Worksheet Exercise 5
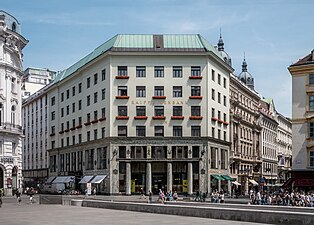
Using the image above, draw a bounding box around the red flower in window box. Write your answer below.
[152,116,166,120]
[59,131,64,134]
[211,117,218,121]
[70,127,76,131]
[189,76,203,79]
[189,116,203,120]
[171,116,184,120]
[115,75,129,79]
[134,116,148,120]
[223,121,229,125]
[64,129,70,132]
[218,119,224,123]
[91,119,99,124]
[152,96,166,99]
[98,117,106,122]
[84,122,91,126]
[189,96,203,99]
[76,125,82,129]
[116,96,129,99]
[116,116,129,120]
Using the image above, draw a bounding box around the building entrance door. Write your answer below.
[152,173,166,194]
[0,166,4,190]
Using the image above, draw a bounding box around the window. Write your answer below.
[102,127,106,138]
[191,106,201,116]
[72,136,75,145]
[310,151,314,167]
[118,106,127,116]
[102,69,106,80]
[66,105,69,115]
[191,126,201,137]
[310,74,314,85]
[212,89,215,100]
[78,117,82,125]
[94,73,98,85]
[51,97,55,106]
[223,95,227,106]
[155,126,164,136]
[87,95,90,106]
[61,93,64,102]
[218,92,221,103]
[136,66,146,77]
[191,66,201,76]
[51,126,55,134]
[173,86,182,97]
[223,78,226,88]
[87,77,91,88]
[154,106,164,116]
[218,129,221,139]
[309,95,314,111]
[309,122,314,138]
[72,103,75,113]
[101,107,106,118]
[118,86,128,96]
[173,106,182,116]
[218,74,221,85]
[173,66,182,78]
[218,111,221,120]
[94,110,98,120]
[223,113,227,122]
[224,131,227,141]
[66,121,70,129]
[136,126,146,137]
[87,131,91,141]
[78,100,82,110]
[173,126,182,137]
[61,108,64,117]
[118,126,127,136]
[51,111,55,120]
[66,89,70,99]
[87,113,91,123]
[136,86,146,97]
[94,129,98,140]
[78,134,82,144]
[211,147,217,169]
[94,92,98,103]
[212,69,215,81]
[136,106,146,116]
[78,83,82,93]
[72,86,75,96]
[102,88,106,100]
[118,66,128,76]
[61,123,64,131]
[211,108,215,117]
[154,86,164,96]
[154,66,164,77]
[191,86,201,96]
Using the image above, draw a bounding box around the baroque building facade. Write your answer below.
[0,11,28,194]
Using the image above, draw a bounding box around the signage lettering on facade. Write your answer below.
[131,100,187,105]
[0,157,14,163]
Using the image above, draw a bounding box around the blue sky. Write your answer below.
[2,0,314,117]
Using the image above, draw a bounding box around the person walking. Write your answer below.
[148,190,152,203]
[16,190,22,205]
[28,188,34,204]
[139,187,146,199]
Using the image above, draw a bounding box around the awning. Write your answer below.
[221,175,233,181]
[46,176,56,184]
[79,175,94,184]
[90,175,107,184]
[249,179,259,186]
[52,176,75,184]
[232,181,241,186]
[211,175,224,180]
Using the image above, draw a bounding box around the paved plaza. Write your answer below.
[0,199,272,225]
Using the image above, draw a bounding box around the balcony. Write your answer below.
[189,96,203,99]
[171,116,184,120]
[134,116,148,120]
[189,116,203,120]
[115,75,129,79]
[152,96,166,99]
[70,127,76,131]
[91,119,99,124]
[116,116,129,120]
[84,122,91,126]
[223,121,229,125]
[98,117,106,122]
[75,125,83,129]
[116,96,129,99]
[64,129,70,133]
[152,116,166,120]
[218,119,224,124]
[211,117,218,121]
[189,76,203,79]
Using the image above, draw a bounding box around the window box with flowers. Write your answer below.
[84,122,91,126]
[59,131,64,134]
[189,76,203,79]
[116,116,129,120]
[152,116,166,120]
[50,133,55,137]
[134,116,148,120]
[189,96,203,99]
[116,96,129,99]
[211,117,218,121]
[218,119,224,124]
[152,96,166,99]
[64,129,70,133]
[115,75,129,79]
[98,117,106,122]
[189,116,203,120]
[91,119,98,124]
[70,127,76,131]
[171,116,184,120]
[223,121,229,125]
[76,125,83,129]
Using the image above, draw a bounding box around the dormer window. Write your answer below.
[12,22,16,32]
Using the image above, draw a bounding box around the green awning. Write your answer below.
[211,175,224,180]
[221,175,233,181]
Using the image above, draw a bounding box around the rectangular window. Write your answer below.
[309,122,314,138]
[309,95,314,111]
[87,113,91,123]
[51,126,55,134]
[154,86,164,96]
[211,147,217,169]
[221,149,227,169]
[94,92,98,103]
[212,89,215,100]
[94,110,98,120]
[310,151,314,167]
[224,131,227,141]
[211,108,215,118]
[136,66,146,77]
[78,134,82,144]
[94,129,98,140]
[173,126,182,137]
[51,97,55,106]
[87,131,90,141]
[101,107,106,118]
[101,127,106,138]
[87,77,90,88]
[66,89,70,99]
[223,78,226,88]
[51,111,55,120]
[61,123,64,131]
[66,105,69,115]
[94,73,98,85]
[66,121,70,129]
[154,126,164,136]
[102,69,106,81]
[78,83,82,93]
[102,88,106,100]
[136,126,146,137]
[173,106,182,116]
[78,117,82,126]
[154,106,164,116]
[154,66,164,77]
[118,106,127,116]
[136,106,146,116]
[72,136,75,145]
[310,74,314,85]
[212,127,215,138]
[191,106,201,116]
[191,66,201,76]
[212,69,215,81]
[118,66,128,76]
[218,74,221,85]
[136,86,146,97]
[173,66,182,78]
[223,95,227,106]
[78,100,82,110]
[72,119,75,128]
[218,110,221,120]
[218,92,221,103]
[118,126,127,136]
[118,86,128,96]
[191,126,201,137]
[173,86,182,97]
[72,103,75,113]
[61,93,64,102]
[191,86,201,96]
[218,129,221,139]
[72,86,75,96]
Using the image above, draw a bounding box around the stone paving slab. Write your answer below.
[0,202,272,225]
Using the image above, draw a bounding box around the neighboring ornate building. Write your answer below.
[229,58,262,195]
[288,50,314,189]
[0,11,28,195]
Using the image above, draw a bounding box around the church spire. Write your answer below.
[217,28,224,51]
[242,52,248,72]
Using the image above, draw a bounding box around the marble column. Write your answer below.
[126,162,131,195]
[188,162,193,195]
[146,162,152,194]
[245,177,249,195]
[167,162,172,192]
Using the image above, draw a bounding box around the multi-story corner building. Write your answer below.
[259,98,278,187]
[22,85,50,187]
[288,50,314,189]
[229,59,262,195]
[22,67,55,99]
[0,11,28,195]
[275,112,292,184]
[41,34,233,195]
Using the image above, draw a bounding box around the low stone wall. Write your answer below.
[39,195,62,205]
[82,200,314,225]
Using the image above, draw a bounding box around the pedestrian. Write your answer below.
[28,188,34,204]
[92,187,97,197]
[139,187,146,199]
[16,190,22,205]
[148,190,152,203]
[0,194,2,208]
[173,190,178,202]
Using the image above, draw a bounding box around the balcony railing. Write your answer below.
[189,76,203,79]
[152,96,166,99]
[115,75,129,79]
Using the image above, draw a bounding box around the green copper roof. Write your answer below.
[262,98,273,104]
[53,34,225,83]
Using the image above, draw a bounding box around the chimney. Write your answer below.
[312,49,314,61]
